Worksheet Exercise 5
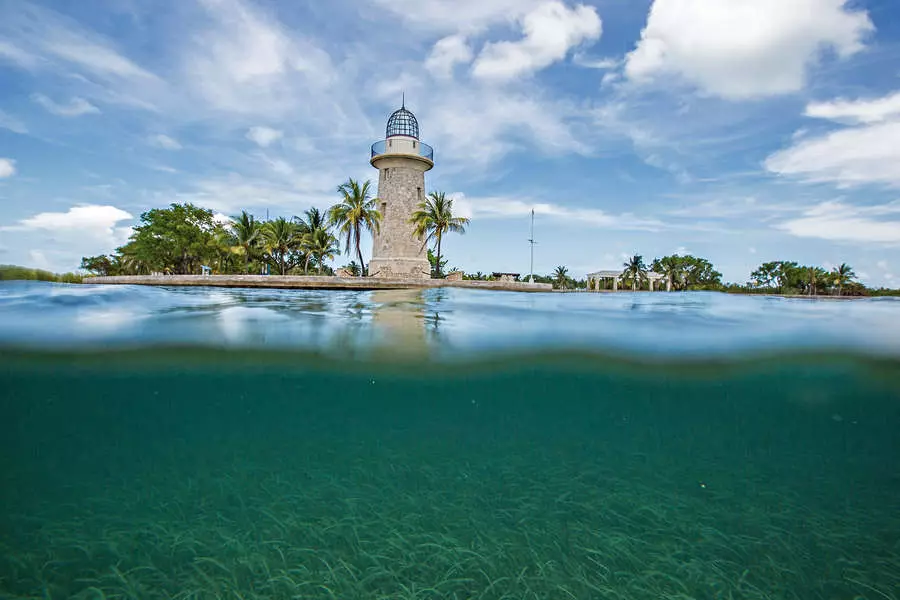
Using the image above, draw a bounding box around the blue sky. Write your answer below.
[1,0,899,286]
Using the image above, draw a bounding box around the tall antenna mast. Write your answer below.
[528,208,535,284]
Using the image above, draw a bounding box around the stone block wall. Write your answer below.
[369,156,432,279]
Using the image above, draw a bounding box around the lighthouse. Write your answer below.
[367,102,434,279]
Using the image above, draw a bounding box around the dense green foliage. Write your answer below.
[0,265,83,283]
[81,200,344,277]
[749,261,864,296]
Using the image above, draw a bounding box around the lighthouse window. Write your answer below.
[413,141,417,148]
[381,202,387,218]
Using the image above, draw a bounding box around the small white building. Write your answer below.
[587,270,669,291]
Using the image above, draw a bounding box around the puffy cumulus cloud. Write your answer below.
[805,91,900,125]
[625,0,873,99]
[31,93,100,117]
[0,158,15,178]
[149,134,182,150]
[245,126,284,147]
[13,205,134,245]
[777,201,900,244]
[425,35,473,79]
[472,2,602,81]
[766,90,900,187]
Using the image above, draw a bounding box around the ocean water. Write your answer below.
[1,282,899,600]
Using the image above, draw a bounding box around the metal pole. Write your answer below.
[528,209,535,284]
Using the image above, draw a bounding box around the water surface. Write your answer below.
[1,282,898,599]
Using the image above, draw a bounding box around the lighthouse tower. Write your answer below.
[367,102,434,279]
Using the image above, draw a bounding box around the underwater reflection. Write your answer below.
[371,289,430,357]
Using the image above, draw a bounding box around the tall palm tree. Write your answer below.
[261,217,299,275]
[832,263,856,297]
[553,266,569,289]
[410,191,470,278]
[807,266,827,296]
[230,211,261,274]
[329,179,381,277]
[622,255,648,291]
[306,227,341,274]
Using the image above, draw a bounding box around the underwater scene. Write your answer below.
[1,282,899,600]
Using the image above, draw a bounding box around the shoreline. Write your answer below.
[84,274,553,293]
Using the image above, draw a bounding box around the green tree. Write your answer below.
[117,203,224,274]
[410,191,470,279]
[230,211,262,274]
[306,227,340,274]
[341,261,361,277]
[553,265,569,289]
[329,179,381,277]
[805,266,828,296]
[832,263,856,296]
[622,255,648,291]
[261,217,300,275]
[427,248,448,278]
[80,255,115,276]
[651,256,683,291]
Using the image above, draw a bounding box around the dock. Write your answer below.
[85,275,553,293]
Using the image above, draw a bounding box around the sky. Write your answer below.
[1,0,899,286]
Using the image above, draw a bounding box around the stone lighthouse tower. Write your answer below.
[367,102,434,279]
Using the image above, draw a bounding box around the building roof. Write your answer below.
[386,105,419,139]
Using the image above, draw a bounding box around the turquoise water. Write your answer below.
[1,282,899,599]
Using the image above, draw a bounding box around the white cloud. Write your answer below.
[451,193,664,231]
[427,88,590,167]
[31,93,101,117]
[0,158,16,178]
[369,0,544,33]
[765,119,900,187]
[778,201,900,244]
[472,2,602,81]
[1,4,157,81]
[0,109,27,134]
[625,0,873,99]
[572,53,619,70]
[183,0,335,117]
[245,126,284,147]
[425,35,473,79]
[0,39,40,68]
[5,205,134,247]
[150,134,182,150]
[806,91,900,124]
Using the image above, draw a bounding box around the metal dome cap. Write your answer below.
[386,104,419,140]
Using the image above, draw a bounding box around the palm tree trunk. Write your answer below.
[435,232,443,279]
[355,227,364,277]
[304,254,312,274]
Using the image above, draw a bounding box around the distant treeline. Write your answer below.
[0,265,83,283]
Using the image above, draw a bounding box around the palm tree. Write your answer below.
[307,227,340,274]
[410,191,470,278]
[230,211,261,273]
[553,266,569,289]
[622,255,648,291]
[807,266,827,296]
[652,256,683,291]
[832,263,856,297]
[329,179,381,277]
[261,217,299,275]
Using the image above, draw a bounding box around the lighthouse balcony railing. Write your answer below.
[371,140,434,162]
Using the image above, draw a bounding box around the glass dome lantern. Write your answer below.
[386,105,419,139]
